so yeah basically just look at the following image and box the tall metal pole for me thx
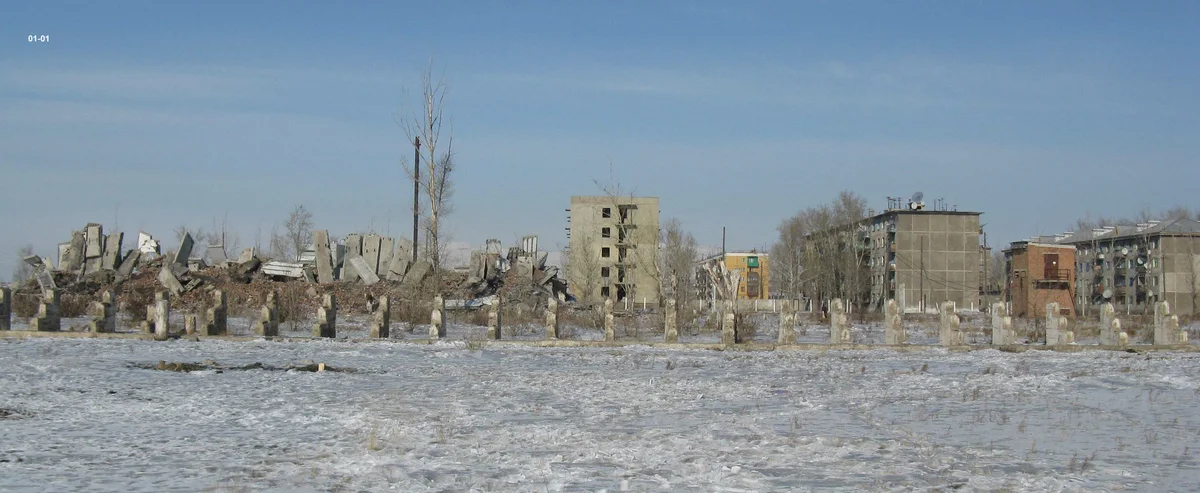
[412,136,421,263]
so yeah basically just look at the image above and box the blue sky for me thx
[2,1,1198,277]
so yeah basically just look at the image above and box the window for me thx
[601,286,610,297]
[601,227,611,238]
[601,207,611,218]
[601,267,610,278]
[602,247,610,258]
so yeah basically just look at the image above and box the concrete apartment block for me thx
[567,196,660,305]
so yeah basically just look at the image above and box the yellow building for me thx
[699,251,770,300]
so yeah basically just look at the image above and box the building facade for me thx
[567,196,660,304]
[1034,218,1200,316]
[1003,241,1076,318]
[863,209,983,312]
[697,251,770,301]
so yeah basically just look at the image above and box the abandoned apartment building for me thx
[811,198,982,313]
[566,195,660,304]
[1014,218,1200,316]
[1003,240,1076,318]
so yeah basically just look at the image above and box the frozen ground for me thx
[2,336,1200,492]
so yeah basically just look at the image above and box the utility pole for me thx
[412,136,420,263]
[983,230,989,311]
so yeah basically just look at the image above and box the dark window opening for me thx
[601,247,610,258]
[601,227,611,238]
[601,208,611,218]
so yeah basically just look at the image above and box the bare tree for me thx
[659,218,700,320]
[12,245,34,283]
[770,215,807,300]
[270,205,313,261]
[396,59,456,280]
[774,191,870,311]
[568,234,602,305]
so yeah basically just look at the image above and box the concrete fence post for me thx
[153,294,170,341]
[938,301,964,346]
[545,297,560,340]
[777,300,796,345]
[31,288,62,332]
[370,295,391,339]
[1044,302,1073,346]
[429,295,446,339]
[603,298,616,342]
[88,290,118,333]
[254,291,280,337]
[313,294,337,338]
[1154,301,1186,345]
[664,298,678,343]
[884,299,906,345]
[205,289,228,336]
[990,302,1015,346]
[1099,302,1128,346]
[829,298,851,344]
[0,287,11,331]
[486,297,501,340]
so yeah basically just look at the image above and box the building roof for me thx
[1033,218,1200,246]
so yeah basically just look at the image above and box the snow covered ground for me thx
[2,335,1200,492]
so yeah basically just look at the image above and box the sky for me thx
[2,1,1198,278]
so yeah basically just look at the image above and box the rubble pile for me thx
[11,226,569,319]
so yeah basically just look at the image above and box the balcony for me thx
[1042,268,1070,281]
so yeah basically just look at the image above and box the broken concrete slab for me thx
[400,261,432,289]
[34,268,56,297]
[486,297,501,340]
[1154,301,1186,345]
[386,255,410,282]
[545,297,560,340]
[261,261,305,278]
[83,224,104,273]
[171,231,194,268]
[342,234,363,282]
[158,267,185,296]
[102,233,123,270]
[377,237,394,277]
[207,244,228,265]
[991,303,1016,346]
[115,250,141,281]
[665,298,680,343]
[313,230,334,284]
[64,230,85,273]
[396,238,415,263]
[138,231,160,256]
[347,256,380,285]
[237,248,256,263]
[363,235,382,277]
[153,294,170,341]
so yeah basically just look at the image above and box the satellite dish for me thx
[912,192,924,203]
[1121,247,1129,256]
[1136,256,1146,265]
[1102,288,1113,299]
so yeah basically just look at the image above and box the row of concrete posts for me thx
[0,288,1190,347]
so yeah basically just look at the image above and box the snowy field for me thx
[2,335,1200,492]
